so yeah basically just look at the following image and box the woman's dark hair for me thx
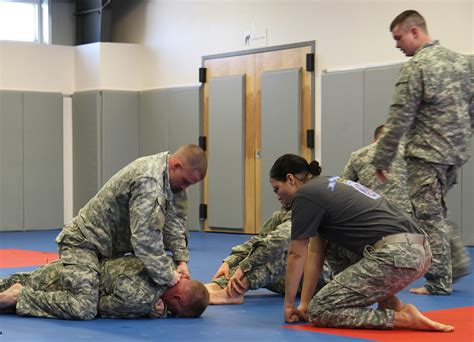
[269,154,322,182]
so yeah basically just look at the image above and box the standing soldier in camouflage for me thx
[344,124,470,283]
[0,144,207,320]
[372,10,473,295]
[205,205,332,305]
[270,154,453,332]
[0,256,209,319]
[342,124,412,215]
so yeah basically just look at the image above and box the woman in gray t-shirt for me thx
[269,153,452,332]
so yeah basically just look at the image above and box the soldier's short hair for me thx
[179,280,210,318]
[174,144,207,179]
[390,10,428,34]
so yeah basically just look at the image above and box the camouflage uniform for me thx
[214,208,331,294]
[342,141,412,214]
[325,242,361,276]
[0,273,31,293]
[18,152,189,319]
[308,238,432,329]
[99,256,167,319]
[373,41,473,295]
[343,139,470,282]
[5,256,168,319]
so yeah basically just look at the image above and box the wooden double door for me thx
[202,42,314,234]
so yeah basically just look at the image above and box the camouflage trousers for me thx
[0,263,59,314]
[16,225,100,320]
[325,242,361,275]
[4,261,63,290]
[0,272,32,292]
[308,236,431,329]
[214,257,332,294]
[406,158,470,294]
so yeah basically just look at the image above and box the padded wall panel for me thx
[0,91,24,231]
[72,91,101,215]
[101,91,139,184]
[208,75,245,230]
[461,56,474,244]
[363,65,401,143]
[321,70,364,176]
[23,92,63,230]
[261,68,301,221]
[168,87,201,231]
[461,139,474,245]
[461,55,474,246]
[321,57,472,245]
[462,56,474,244]
[139,89,169,157]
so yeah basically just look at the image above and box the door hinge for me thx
[306,129,315,148]
[199,136,207,151]
[199,204,207,220]
[199,67,207,83]
[306,53,315,72]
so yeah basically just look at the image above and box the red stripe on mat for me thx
[0,249,59,268]
[282,306,474,342]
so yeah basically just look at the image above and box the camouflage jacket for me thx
[223,208,291,273]
[99,256,166,319]
[341,141,412,214]
[57,152,189,286]
[373,41,473,169]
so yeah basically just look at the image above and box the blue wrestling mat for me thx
[1,230,473,341]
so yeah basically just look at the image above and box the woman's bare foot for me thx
[209,288,244,305]
[394,304,454,332]
[0,283,23,309]
[204,283,223,293]
[378,295,404,311]
[409,286,430,295]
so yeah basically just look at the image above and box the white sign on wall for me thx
[244,28,267,49]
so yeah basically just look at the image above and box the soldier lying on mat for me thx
[0,255,209,319]
[205,194,333,304]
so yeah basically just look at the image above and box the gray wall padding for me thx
[321,70,364,176]
[208,75,245,230]
[363,65,401,144]
[73,90,139,214]
[0,91,24,231]
[321,61,473,245]
[167,87,201,232]
[462,137,474,244]
[261,68,301,221]
[0,91,63,231]
[139,89,169,157]
[23,92,64,230]
[101,91,139,184]
[73,91,101,214]
[460,55,474,244]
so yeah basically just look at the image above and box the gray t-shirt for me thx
[291,177,422,255]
